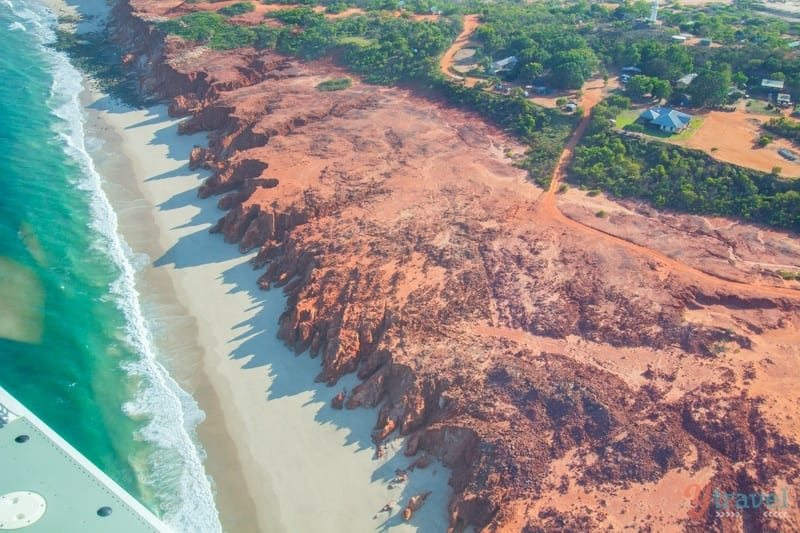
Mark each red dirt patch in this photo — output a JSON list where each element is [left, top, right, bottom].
[[677, 106, 800, 178]]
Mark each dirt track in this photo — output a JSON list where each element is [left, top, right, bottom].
[[439, 14, 480, 86]]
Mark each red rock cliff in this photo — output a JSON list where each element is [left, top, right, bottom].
[[114, 3, 800, 531]]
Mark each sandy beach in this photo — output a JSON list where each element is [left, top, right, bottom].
[[84, 94, 452, 531], [36, 0, 453, 528]]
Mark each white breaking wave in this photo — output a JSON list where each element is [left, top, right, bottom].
[[9, 2, 222, 531]]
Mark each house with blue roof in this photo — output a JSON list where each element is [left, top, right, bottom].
[[638, 106, 692, 133]]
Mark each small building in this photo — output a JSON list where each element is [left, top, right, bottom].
[[563, 102, 578, 112], [622, 66, 642, 74], [762, 78, 785, 91], [491, 56, 518, 74], [676, 73, 698, 88], [777, 93, 792, 107], [671, 34, 688, 43], [699, 38, 712, 46], [639, 106, 692, 133]]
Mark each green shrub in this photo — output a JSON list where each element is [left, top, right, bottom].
[[325, 2, 349, 14], [764, 117, 800, 144], [159, 12, 226, 43], [606, 94, 630, 109], [265, 7, 324, 26], [158, 12, 257, 50], [316, 77, 353, 91], [218, 2, 255, 16]]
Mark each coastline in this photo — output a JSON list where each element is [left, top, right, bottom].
[[36, 0, 455, 529], [85, 70, 452, 533], [23, 0, 800, 530]]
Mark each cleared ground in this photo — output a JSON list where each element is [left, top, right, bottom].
[[678, 104, 800, 178]]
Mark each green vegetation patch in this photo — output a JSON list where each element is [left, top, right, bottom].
[[336, 36, 374, 47], [158, 12, 281, 50], [764, 117, 800, 145], [746, 100, 782, 117], [615, 109, 641, 130], [265, 6, 325, 26], [218, 2, 255, 16], [316, 77, 352, 91]]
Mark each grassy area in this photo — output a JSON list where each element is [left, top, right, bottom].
[[614, 109, 640, 130], [615, 109, 704, 141], [745, 99, 782, 116], [670, 115, 705, 141], [336, 36, 374, 47]]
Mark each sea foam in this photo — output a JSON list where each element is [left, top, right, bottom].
[[9, 1, 222, 531]]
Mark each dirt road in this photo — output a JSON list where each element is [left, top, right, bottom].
[[439, 14, 481, 86]]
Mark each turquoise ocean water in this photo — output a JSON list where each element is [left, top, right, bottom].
[[0, 1, 220, 530]]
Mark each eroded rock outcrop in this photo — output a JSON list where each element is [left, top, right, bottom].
[[115, 4, 800, 530]]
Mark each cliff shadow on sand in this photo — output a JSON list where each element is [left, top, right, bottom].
[[94, 100, 454, 532]]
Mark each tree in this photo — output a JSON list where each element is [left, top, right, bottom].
[[687, 66, 731, 106], [626, 75, 653, 100], [553, 48, 598, 80], [664, 45, 693, 78], [614, 42, 641, 67], [519, 61, 543, 81], [552, 62, 585, 89], [651, 78, 673, 101], [732, 71, 748, 89]]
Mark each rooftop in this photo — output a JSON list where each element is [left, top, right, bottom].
[[652, 110, 691, 129], [762, 78, 785, 90], [677, 73, 698, 86], [640, 106, 691, 129], [490, 56, 517, 74]]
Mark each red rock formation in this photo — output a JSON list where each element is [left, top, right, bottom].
[[114, 4, 800, 530], [402, 491, 432, 521]]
